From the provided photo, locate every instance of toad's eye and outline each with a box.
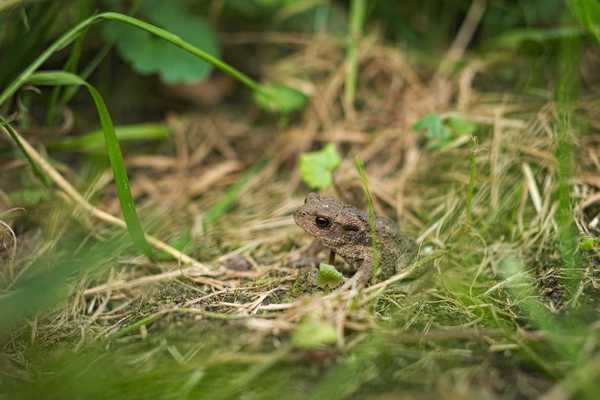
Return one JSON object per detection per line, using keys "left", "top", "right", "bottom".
{"left": 343, "top": 224, "right": 359, "bottom": 232}
{"left": 315, "top": 216, "right": 331, "bottom": 229}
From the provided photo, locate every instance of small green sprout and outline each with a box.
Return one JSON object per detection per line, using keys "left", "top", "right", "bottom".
{"left": 316, "top": 263, "right": 344, "bottom": 289}
{"left": 413, "top": 113, "right": 478, "bottom": 149}
{"left": 299, "top": 144, "right": 342, "bottom": 189}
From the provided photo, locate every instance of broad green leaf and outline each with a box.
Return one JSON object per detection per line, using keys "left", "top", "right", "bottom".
{"left": 448, "top": 116, "right": 477, "bottom": 135}
{"left": 253, "top": 83, "right": 308, "bottom": 113}
{"left": 299, "top": 144, "right": 341, "bottom": 189}
{"left": 316, "top": 263, "right": 344, "bottom": 289}
{"left": 291, "top": 317, "right": 337, "bottom": 349}
{"left": 102, "top": 0, "right": 219, "bottom": 84}
{"left": 26, "top": 71, "right": 154, "bottom": 259}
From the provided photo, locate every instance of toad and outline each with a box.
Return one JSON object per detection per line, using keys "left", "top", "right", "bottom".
{"left": 294, "top": 192, "right": 420, "bottom": 288}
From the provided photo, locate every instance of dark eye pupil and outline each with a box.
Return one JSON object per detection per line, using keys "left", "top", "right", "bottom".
{"left": 315, "top": 216, "right": 331, "bottom": 228}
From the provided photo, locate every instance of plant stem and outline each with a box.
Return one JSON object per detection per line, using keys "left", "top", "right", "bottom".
{"left": 344, "top": 0, "right": 366, "bottom": 109}
{"left": 555, "top": 11, "right": 582, "bottom": 300}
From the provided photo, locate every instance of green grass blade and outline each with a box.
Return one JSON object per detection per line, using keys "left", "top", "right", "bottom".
{"left": 45, "top": 27, "right": 88, "bottom": 125}
{"left": 568, "top": 0, "right": 600, "bottom": 44}
{"left": 50, "top": 123, "right": 170, "bottom": 153}
{"left": 344, "top": 0, "right": 366, "bottom": 108}
{"left": 58, "top": 42, "right": 112, "bottom": 111}
{"left": 0, "top": 16, "right": 92, "bottom": 106}
{"left": 26, "top": 71, "right": 154, "bottom": 258}
{"left": 0, "top": 232, "right": 128, "bottom": 333}
{"left": 555, "top": 13, "right": 583, "bottom": 299}
{"left": 354, "top": 157, "right": 381, "bottom": 280}
{"left": 0, "top": 117, "right": 50, "bottom": 186}
{"left": 204, "top": 160, "right": 266, "bottom": 226}
{"left": 491, "top": 26, "right": 584, "bottom": 49}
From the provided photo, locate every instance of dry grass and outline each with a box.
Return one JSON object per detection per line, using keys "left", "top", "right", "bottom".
{"left": 1, "top": 28, "right": 600, "bottom": 399}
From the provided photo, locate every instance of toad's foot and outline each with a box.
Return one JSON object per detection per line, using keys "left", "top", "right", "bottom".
{"left": 336, "top": 263, "right": 372, "bottom": 292}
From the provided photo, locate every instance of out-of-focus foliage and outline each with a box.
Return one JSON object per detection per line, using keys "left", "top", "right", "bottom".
{"left": 412, "top": 113, "right": 477, "bottom": 149}
{"left": 299, "top": 144, "right": 342, "bottom": 190}
{"left": 253, "top": 83, "right": 308, "bottom": 113}
{"left": 371, "top": 0, "right": 564, "bottom": 49}
{"left": 316, "top": 262, "right": 344, "bottom": 289}
{"left": 569, "top": 0, "right": 600, "bottom": 44}
{"left": 292, "top": 316, "right": 338, "bottom": 349}
{"left": 1, "top": 1, "right": 599, "bottom": 399}
{"left": 0, "top": 232, "right": 129, "bottom": 332}
{"left": 102, "top": 0, "right": 219, "bottom": 84}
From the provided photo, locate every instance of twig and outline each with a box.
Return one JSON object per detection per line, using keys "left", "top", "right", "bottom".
{"left": 490, "top": 108, "right": 504, "bottom": 209}
{"left": 84, "top": 266, "right": 222, "bottom": 296}
{"left": 522, "top": 163, "right": 543, "bottom": 214}
{"left": 436, "top": 0, "right": 487, "bottom": 76}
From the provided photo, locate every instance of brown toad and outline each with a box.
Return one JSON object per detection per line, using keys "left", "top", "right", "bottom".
{"left": 294, "top": 192, "right": 418, "bottom": 287}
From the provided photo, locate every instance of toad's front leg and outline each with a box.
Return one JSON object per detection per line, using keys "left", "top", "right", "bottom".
{"left": 339, "top": 258, "right": 373, "bottom": 291}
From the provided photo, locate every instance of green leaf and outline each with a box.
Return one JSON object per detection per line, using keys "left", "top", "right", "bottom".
{"left": 448, "top": 116, "right": 477, "bottom": 135}
{"left": 299, "top": 144, "right": 342, "bottom": 189}
{"left": 291, "top": 317, "right": 337, "bottom": 350}
{"left": 253, "top": 83, "right": 308, "bottom": 113}
{"left": 413, "top": 113, "right": 459, "bottom": 149}
{"left": 26, "top": 71, "right": 154, "bottom": 259}
{"left": 412, "top": 113, "right": 450, "bottom": 140}
{"left": 580, "top": 237, "right": 598, "bottom": 251}
{"left": 316, "top": 263, "right": 344, "bottom": 289}
{"left": 102, "top": 0, "right": 219, "bottom": 84}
